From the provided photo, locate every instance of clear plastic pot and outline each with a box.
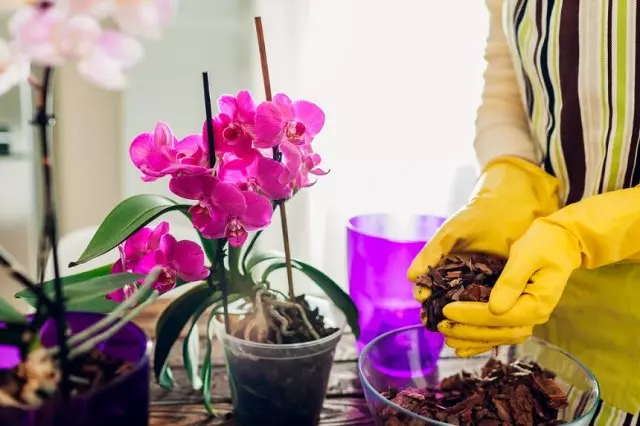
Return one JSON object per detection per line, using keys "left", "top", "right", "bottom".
{"left": 214, "top": 296, "right": 346, "bottom": 426}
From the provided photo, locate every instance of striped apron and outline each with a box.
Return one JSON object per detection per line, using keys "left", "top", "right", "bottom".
{"left": 503, "top": 0, "right": 640, "bottom": 424}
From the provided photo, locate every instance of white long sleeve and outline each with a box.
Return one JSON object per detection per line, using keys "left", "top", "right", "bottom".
{"left": 474, "top": 0, "right": 539, "bottom": 168}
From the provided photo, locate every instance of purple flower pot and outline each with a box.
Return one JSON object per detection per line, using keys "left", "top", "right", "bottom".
{"left": 0, "top": 312, "right": 150, "bottom": 426}
{"left": 347, "top": 214, "right": 446, "bottom": 353}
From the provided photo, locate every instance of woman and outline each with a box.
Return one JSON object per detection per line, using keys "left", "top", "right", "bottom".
{"left": 408, "top": 0, "right": 640, "bottom": 423}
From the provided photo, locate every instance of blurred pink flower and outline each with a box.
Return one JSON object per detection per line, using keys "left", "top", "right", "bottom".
{"left": 8, "top": 4, "right": 144, "bottom": 90}
{"left": 217, "top": 150, "right": 293, "bottom": 200}
{"left": 0, "top": 0, "right": 176, "bottom": 92}
{"left": 130, "top": 121, "right": 210, "bottom": 182}
{"left": 108, "top": 221, "right": 208, "bottom": 301}
{"left": 0, "top": 38, "right": 29, "bottom": 96}
{"left": 170, "top": 174, "right": 272, "bottom": 247}
{"left": 254, "top": 93, "right": 325, "bottom": 148}
{"left": 109, "top": 0, "right": 176, "bottom": 40}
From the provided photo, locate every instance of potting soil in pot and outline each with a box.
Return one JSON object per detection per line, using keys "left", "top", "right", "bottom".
{"left": 379, "top": 358, "right": 569, "bottom": 426}
{"left": 0, "top": 347, "right": 134, "bottom": 407}
{"left": 225, "top": 295, "right": 340, "bottom": 426}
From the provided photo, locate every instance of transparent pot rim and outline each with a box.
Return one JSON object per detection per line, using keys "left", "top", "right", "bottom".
{"left": 213, "top": 295, "right": 347, "bottom": 351}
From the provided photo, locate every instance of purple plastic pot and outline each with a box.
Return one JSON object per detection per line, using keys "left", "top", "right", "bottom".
{"left": 0, "top": 312, "right": 150, "bottom": 426}
{"left": 347, "top": 214, "right": 446, "bottom": 353}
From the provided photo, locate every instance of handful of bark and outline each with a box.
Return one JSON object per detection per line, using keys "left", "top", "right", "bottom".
{"left": 416, "top": 253, "right": 507, "bottom": 331}
{"left": 380, "top": 358, "right": 569, "bottom": 426}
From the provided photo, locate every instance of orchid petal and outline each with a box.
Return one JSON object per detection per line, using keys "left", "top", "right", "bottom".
{"left": 123, "top": 227, "right": 152, "bottom": 261}
{"left": 159, "top": 233, "right": 176, "bottom": 258}
{"left": 293, "top": 100, "right": 325, "bottom": 136}
{"left": 153, "top": 121, "right": 174, "bottom": 147}
{"left": 210, "top": 181, "right": 246, "bottom": 216}
{"left": 149, "top": 221, "right": 170, "bottom": 249}
{"left": 97, "top": 30, "right": 144, "bottom": 69}
{"left": 199, "top": 207, "right": 227, "bottom": 239}
{"left": 240, "top": 191, "right": 273, "bottom": 231}
{"left": 112, "top": 1, "right": 164, "bottom": 40}
{"left": 235, "top": 90, "right": 256, "bottom": 124}
{"left": 273, "top": 93, "right": 294, "bottom": 120}
{"left": 254, "top": 101, "right": 284, "bottom": 148}
{"left": 129, "top": 132, "right": 155, "bottom": 168}
{"left": 279, "top": 141, "right": 302, "bottom": 182}
{"left": 169, "top": 174, "right": 212, "bottom": 200}
{"left": 77, "top": 48, "right": 128, "bottom": 90}
{"left": 256, "top": 157, "right": 292, "bottom": 200}
{"left": 171, "top": 240, "right": 209, "bottom": 282}
{"left": 217, "top": 95, "right": 237, "bottom": 119}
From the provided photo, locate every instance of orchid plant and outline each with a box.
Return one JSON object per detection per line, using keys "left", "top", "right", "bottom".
{"left": 0, "top": 0, "right": 176, "bottom": 403}
{"left": 8, "top": 4, "right": 358, "bottom": 414}
{"left": 21, "top": 85, "right": 359, "bottom": 412}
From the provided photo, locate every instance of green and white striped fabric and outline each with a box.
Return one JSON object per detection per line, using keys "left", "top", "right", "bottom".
{"left": 504, "top": 0, "right": 640, "bottom": 205}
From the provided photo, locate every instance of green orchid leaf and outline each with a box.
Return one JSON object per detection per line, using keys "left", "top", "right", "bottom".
{"left": 66, "top": 297, "right": 119, "bottom": 313}
{"left": 71, "top": 195, "right": 189, "bottom": 267}
{"left": 201, "top": 294, "right": 241, "bottom": 415}
{"left": 0, "top": 299, "right": 26, "bottom": 324}
{"left": 19, "top": 272, "right": 140, "bottom": 301}
{"left": 202, "top": 307, "right": 217, "bottom": 415}
{"left": 154, "top": 283, "right": 220, "bottom": 385}
{"left": 21, "top": 293, "right": 119, "bottom": 313}
{"left": 245, "top": 250, "right": 283, "bottom": 276}
{"left": 261, "top": 258, "right": 360, "bottom": 338}
{"left": 182, "top": 298, "right": 215, "bottom": 391}
{"left": 15, "top": 264, "right": 112, "bottom": 300}
{"left": 62, "top": 273, "right": 142, "bottom": 299}
{"left": 241, "top": 230, "right": 263, "bottom": 274}
{"left": 159, "top": 367, "right": 175, "bottom": 389}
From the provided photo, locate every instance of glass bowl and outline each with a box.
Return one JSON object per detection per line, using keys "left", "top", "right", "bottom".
{"left": 358, "top": 324, "right": 600, "bottom": 425}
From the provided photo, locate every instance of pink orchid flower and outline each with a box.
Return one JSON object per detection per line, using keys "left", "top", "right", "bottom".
{"left": 296, "top": 149, "right": 329, "bottom": 189}
{"left": 130, "top": 121, "right": 210, "bottom": 182}
{"left": 108, "top": 221, "right": 208, "bottom": 301}
{"left": 217, "top": 150, "right": 293, "bottom": 200}
{"left": 203, "top": 90, "right": 257, "bottom": 160}
{"left": 108, "top": 221, "right": 169, "bottom": 302}
{"left": 254, "top": 93, "right": 325, "bottom": 148}
{"left": 169, "top": 174, "right": 273, "bottom": 247}
{"left": 133, "top": 234, "right": 209, "bottom": 294}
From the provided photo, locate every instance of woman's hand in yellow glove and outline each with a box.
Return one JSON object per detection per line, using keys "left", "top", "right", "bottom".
{"left": 440, "top": 220, "right": 581, "bottom": 356}
{"left": 408, "top": 157, "right": 560, "bottom": 306}
{"left": 441, "top": 187, "right": 640, "bottom": 356}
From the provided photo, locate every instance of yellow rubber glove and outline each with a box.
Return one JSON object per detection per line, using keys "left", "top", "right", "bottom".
{"left": 441, "top": 186, "right": 640, "bottom": 355}
{"left": 408, "top": 156, "right": 559, "bottom": 304}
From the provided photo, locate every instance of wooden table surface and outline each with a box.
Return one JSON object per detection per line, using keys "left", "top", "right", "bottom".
{"left": 134, "top": 300, "right": 375, "bottom": 425}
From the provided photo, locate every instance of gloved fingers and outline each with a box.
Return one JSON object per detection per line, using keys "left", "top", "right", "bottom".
{"left": 413, "top": 284, "right": 431, "bottom": 303}
{"left": 407, "top": 229, "right": 457, "bottom": 282}
{"left": 488, "top": 247, "right": 540, "bottom": 315}
{"left": 445, "top": 337, "right": 525, "bottom": 350}
{"left": 437, "top": 320, "right": 533, "bottom": 342}
{"left": 443, "top": 295, "right": 544, "bottom": 327}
